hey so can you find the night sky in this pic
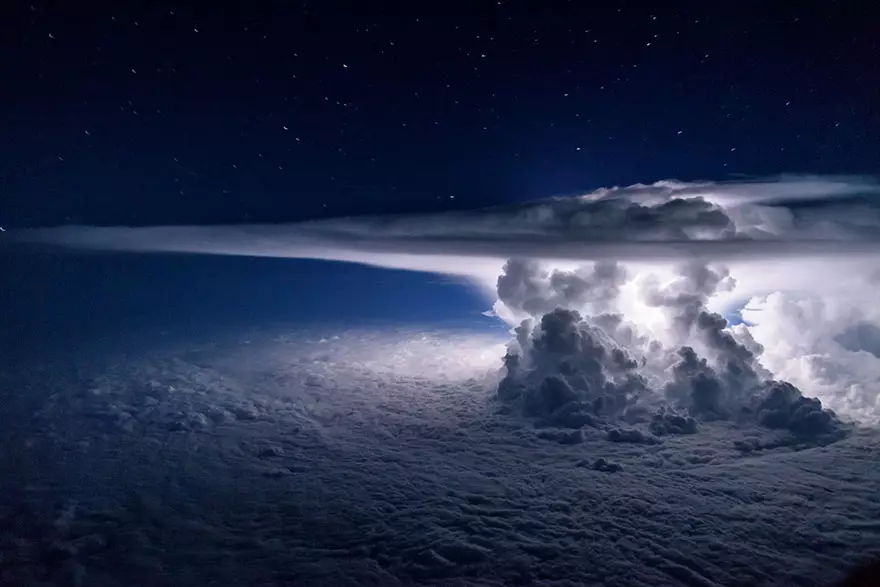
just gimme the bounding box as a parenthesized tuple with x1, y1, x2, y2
(6, 5, 880, 586)
(3, 1, 878, 228)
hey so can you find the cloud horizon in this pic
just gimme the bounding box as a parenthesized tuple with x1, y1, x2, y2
(6, 175, 880, 272)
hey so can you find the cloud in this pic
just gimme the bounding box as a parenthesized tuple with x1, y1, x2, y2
(649, 410, 699, 435)
(740, 292, 880, 424)
(494, 258, 849, 440)
(8, 176, 880, 270)
(639, 261, 736, 339)
(10, 325, 880, 586)
(836, 322, 880, 359)
(607, 427, 659, 444)
(498, 307, 653, 428)
(7, 174, 880, 425)
(494, 258, 627, 323)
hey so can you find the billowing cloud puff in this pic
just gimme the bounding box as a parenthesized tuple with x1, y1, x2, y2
(498, 307, 649, 428)
(494, 258, 627, 324)
(740, 292, 880, 424)
(494, 258, 848, 442)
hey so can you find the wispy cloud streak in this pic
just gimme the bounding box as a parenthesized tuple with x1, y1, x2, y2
(8, 176, 880, 269)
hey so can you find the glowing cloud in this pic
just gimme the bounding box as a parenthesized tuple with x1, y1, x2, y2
(8, 175, 880, 266)
(7, 174, 880, 424)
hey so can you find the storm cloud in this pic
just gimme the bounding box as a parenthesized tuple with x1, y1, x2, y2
(494, 258, 848, 441)
(7, 174, 880, 426)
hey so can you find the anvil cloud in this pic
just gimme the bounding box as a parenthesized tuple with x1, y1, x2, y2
(9, 175, 880, 266)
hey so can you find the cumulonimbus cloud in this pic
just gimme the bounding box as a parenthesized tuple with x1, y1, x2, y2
(6, 174, 880, 425)
(494, 258, 854, 438)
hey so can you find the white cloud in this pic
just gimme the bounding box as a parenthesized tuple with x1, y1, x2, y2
(492, 259, 858, 435)
(741, 292, 880, 423)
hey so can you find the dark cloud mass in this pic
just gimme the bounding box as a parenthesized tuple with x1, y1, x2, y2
(495, 258, 847, 444)
(499, 307, 650, 429)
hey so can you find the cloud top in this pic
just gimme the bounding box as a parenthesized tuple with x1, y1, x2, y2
(8, 175, 880, 266)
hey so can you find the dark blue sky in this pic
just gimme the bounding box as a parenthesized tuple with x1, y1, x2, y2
(3, 1, 878, 227)
(0, 248, 497, 362)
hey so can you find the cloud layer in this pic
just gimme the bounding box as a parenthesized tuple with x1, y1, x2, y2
(4, 327, 878, 586)
(9, 175, 880, 267)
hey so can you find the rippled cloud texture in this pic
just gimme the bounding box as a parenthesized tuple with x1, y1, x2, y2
(9, 327, 879, 585)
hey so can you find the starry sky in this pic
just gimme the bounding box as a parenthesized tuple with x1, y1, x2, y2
(2, 1, 878, 228)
